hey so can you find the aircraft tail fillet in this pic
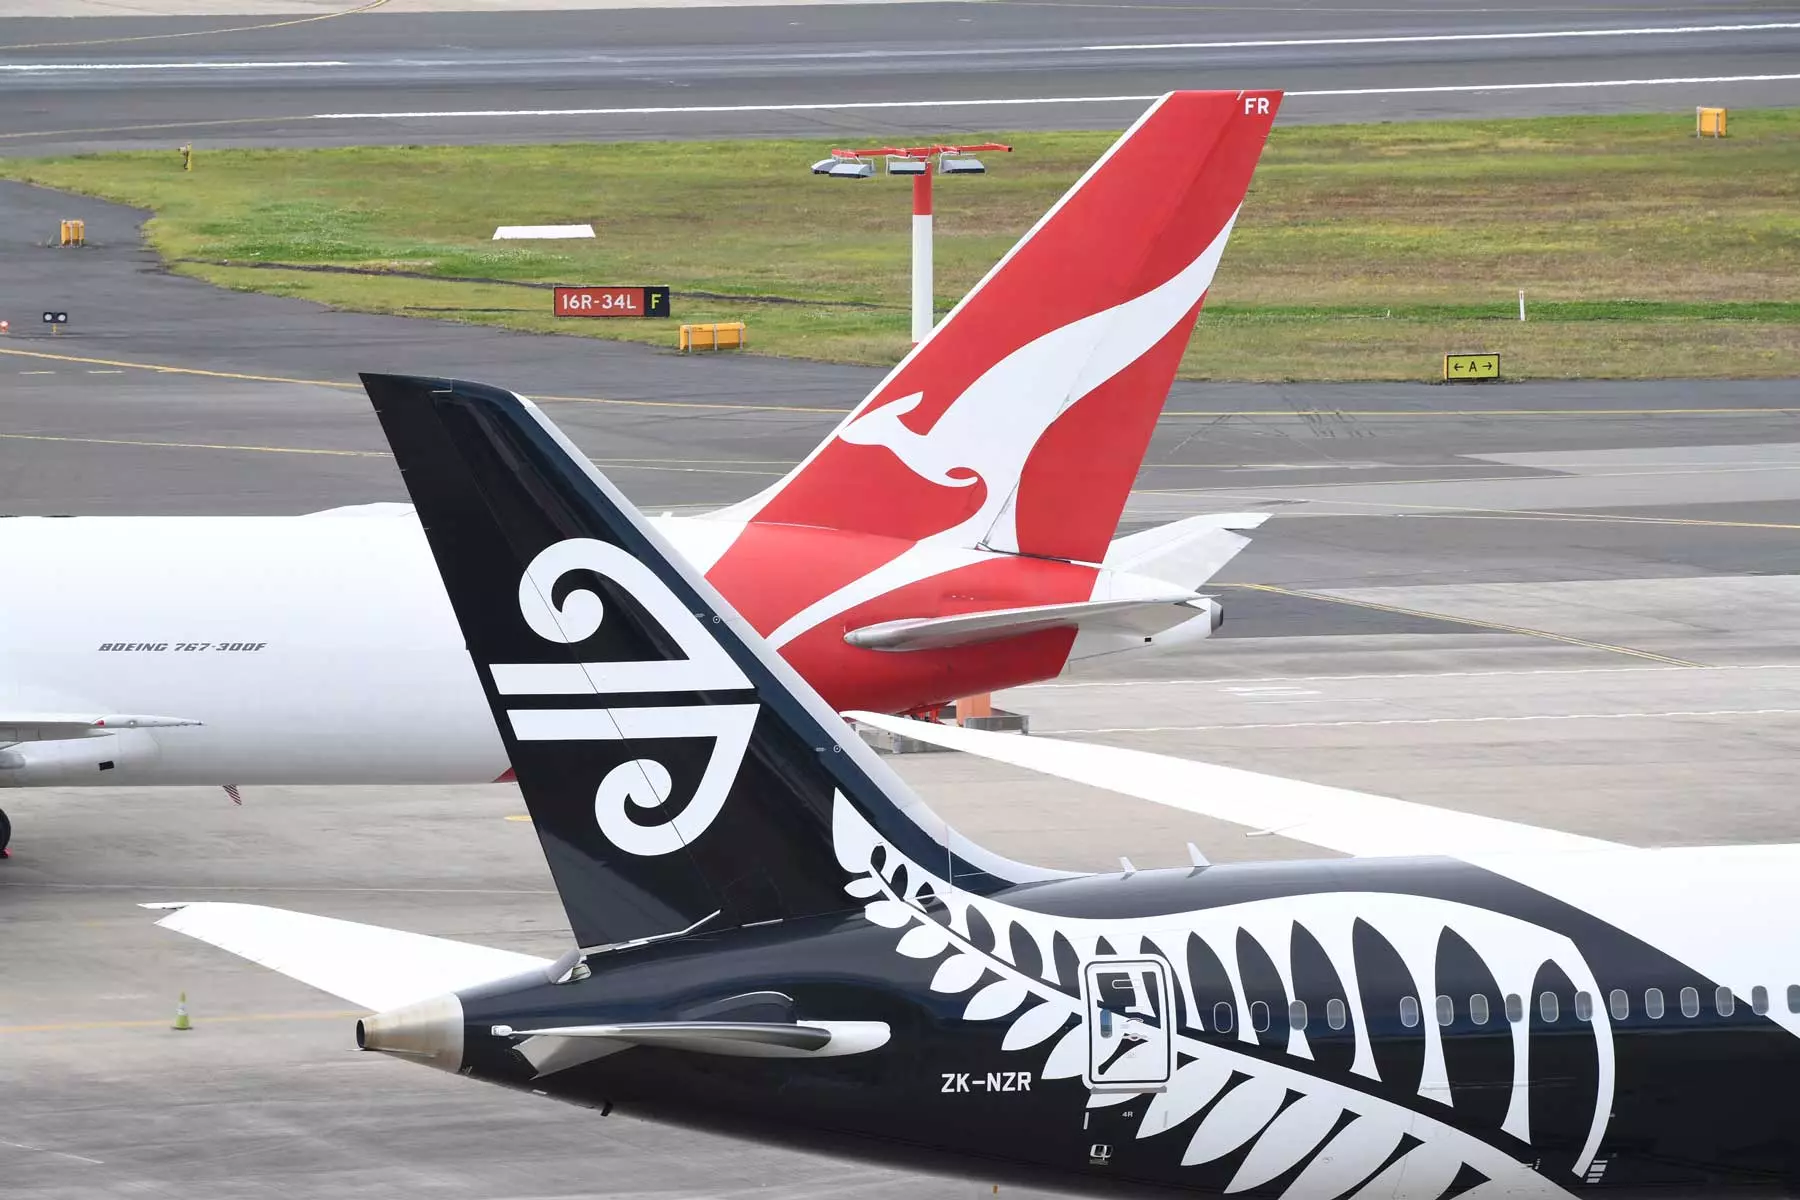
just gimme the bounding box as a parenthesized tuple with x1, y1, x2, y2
(361, 374, 1062, 954)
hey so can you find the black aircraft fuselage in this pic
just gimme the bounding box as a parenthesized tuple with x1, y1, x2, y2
(259, 371, 1800, 1200)
(395, 852, 1800, 1200)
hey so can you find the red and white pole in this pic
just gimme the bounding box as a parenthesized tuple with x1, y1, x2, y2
(911, 166, 933, 345)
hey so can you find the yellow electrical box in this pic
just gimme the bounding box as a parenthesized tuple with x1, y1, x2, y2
(1444, 353, 1499, 381)
(1696, 107, 1727, 138)
(58, 219, 85, 247)
(679, 321, 746, 352)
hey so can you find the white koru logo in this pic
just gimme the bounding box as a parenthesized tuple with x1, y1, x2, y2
(496, 538, 758, 858)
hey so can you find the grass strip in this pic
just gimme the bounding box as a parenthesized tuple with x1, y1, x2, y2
(3, 108, 1796, 381)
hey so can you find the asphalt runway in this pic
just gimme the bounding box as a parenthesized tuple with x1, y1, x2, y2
(6, 102, 1800, 1200)
(2, 0, 1799, 152)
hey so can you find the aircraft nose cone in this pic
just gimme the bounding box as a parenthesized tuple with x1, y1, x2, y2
(356, 992, 465, 1072)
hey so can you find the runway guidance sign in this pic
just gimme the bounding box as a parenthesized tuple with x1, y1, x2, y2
(553, 286, 670, 319)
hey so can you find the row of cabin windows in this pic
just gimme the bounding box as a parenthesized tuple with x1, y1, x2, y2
(1220, 984, 1796, 1035)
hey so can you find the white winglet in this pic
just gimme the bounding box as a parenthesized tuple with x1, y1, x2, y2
(149, 902, 550, 1012)
(844, 713, 1618, 861)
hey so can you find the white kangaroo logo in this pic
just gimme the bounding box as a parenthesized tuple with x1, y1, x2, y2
(765, 214, 1242, 649)
(832, 212, 1239, 515)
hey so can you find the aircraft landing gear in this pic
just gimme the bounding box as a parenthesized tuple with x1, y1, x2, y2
(0, 807, 10, 857)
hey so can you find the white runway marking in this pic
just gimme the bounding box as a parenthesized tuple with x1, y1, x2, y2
(307, 73, 1800, 123)
(1060, 708, 1800, 734)
(10, 21, 1795, 73)
(1087, 21, 1800, 52)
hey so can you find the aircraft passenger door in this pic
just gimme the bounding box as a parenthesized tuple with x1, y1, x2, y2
(1081, 957, 1175, 1092)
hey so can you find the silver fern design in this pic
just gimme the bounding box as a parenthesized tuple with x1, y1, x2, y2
(833, 796, 1613, 1200)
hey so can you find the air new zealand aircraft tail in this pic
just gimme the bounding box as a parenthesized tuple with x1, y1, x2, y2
(360, 374, 1066, 952)
(156, 367, 1800, 1200)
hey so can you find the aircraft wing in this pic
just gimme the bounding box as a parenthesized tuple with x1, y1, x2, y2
(148, 902, 550, 1012)
(844, 593, 1206, 652)
(844, 713, 1617, 860)
(0, 714, 202, 742)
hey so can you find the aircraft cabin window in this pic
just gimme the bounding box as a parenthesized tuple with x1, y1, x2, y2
(1789, 984, 1800, 1014)
(1213, 1002, 1234, 1034)
(1715, 986, 1735, 1017)
(1435, 995, 1453, 1027)
(1539, 992, 1560, 1023)
(1289, 1000, 1308, 1031)
(1400, 996, 1420, 1028)
(1574, 991, 1594, 1022)
(1505, 993, 1525, 1023)
(1609, 989, 1630, 1021)
(1681, 987, 1700, 1018)
(1753, 985, 1769, 1015)
(1327, 999, 1347, 1030)
(1645, 988, 1665, 1019)
(1469, 994, 1490, 1026)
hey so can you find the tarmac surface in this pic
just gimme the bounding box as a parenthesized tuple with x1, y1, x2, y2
(2, 0, 1799, 152)
(5, 120, 1800, 1200)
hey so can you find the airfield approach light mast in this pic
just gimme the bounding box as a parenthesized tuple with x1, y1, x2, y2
(810, 142, 1012, 344)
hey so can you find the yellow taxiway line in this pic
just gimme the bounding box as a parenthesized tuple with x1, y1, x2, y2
(1220, 582, 1709, 668)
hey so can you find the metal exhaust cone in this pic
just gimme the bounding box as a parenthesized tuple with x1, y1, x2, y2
(355, 993, 465, 1072)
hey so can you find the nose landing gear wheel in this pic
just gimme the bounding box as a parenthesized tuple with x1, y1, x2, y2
(0, 807, 10, 857)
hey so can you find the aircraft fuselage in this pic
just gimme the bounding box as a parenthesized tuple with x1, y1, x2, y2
(428, 853, 1800, 1198)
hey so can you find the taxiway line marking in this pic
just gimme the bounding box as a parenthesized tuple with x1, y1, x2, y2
(0, 345, 360, 389)
(1017, 663, 1800, 691)
(0, 0, 389, 53)
(0, 60, 351, 73)
(0, 881, 556, 893)
(5, 72, 1798, 142)
(0, 430, 788, 473)
(0, 1009, 360, 1034)
(0, 347, 836, 414)
(1086, 20, 1800, 51)
(0, 431, 388, 458)
(1139, 485, 1800, 532)
(1058, 708, 1800, 737)
(1161, 408, 1800, 418)
(0, 1138, 103, 1166)
(1058, 707, 1800, 735)
(1147, 461, 1800, 495)
(1, 350, 1788, 426)
(1329, 510, 1800, 532)
(1220, 582, 1709, 668)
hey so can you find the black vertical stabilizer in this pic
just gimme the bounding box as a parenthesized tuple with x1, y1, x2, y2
(362, 374, 1066, 952)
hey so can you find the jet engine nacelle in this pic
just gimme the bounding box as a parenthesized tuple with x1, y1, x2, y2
(0, 729, 160, 786)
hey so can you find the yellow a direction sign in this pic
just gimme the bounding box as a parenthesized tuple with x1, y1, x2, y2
(1444, 353, 1499, 381)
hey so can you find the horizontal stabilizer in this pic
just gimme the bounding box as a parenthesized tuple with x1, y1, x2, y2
(148, 902, 550, 1012)
(0, 714, 202, 743)
(844, 593, 1201, 652)
(1104, 512, 1270, 586)
(843, 714, 1618, 861)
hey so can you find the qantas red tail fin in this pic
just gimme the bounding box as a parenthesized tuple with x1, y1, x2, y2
(721, 90, 1280, 564)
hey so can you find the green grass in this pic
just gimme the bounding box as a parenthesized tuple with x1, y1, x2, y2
(4, 108, 1798, 381)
